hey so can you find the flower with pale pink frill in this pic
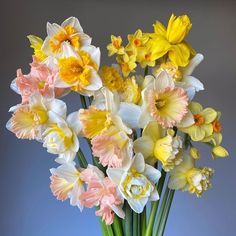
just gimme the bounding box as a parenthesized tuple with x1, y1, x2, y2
(11, 57, 69, 104)
(91, 126, 133, 168)
(80, 165, 125, 225)
(139, 70, 188, 128)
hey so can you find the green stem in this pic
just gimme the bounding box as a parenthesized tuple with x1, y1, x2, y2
(156, 190, 175, 236)
(145, 169, 166, 236)
(80, 94, 87, 109)
(144, 66, 148, 76)
(112, 215, 123, 236)
(153, 186, 170, 235)
(106, 225, 114, 236)
(125, 201, 133, 236)
(77, 149, 88, 168)
(141, 207, 146, 236)
(99, 217, 109, 236)
(133, 212, 138, 236)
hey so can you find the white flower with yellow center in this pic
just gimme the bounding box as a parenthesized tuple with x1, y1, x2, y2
(50, 162, 84, 210)
(43, 111, 81, 163)
(107, 153, 161, 213)
(168, 152, 214, 197)
(6, 93, 67, 140)
(139, 70, 189, 128)
(54, 43, 102, 96)
(134, 121, 183, 171)
(42, 17, 91, 57)
(152, 54, 204, 100)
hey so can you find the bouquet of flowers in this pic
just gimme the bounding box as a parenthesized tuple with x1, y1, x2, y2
(7, 14, 229, 236)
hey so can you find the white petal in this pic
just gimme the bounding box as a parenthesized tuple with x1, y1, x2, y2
(118, 103, 141, 129)
(149, 188, 159, 201)
(182, 53, 204, 76)
(106, 168, 124, 186)
(10, 78, 20, 94)
(67, 111, 82, 135)
(144, 165, 161, 184)
(111, 205, 125, 219)
(131, 153, 145, 173)
(183, 75, 204, 92)
(69, 184, 84, 211)
(61, 16, 83, 32)
(61, 42, 78, 58)
(84, 68, 102, 91)
(79, 33, 92, 47)
(177, 110, 194, 128)
(154, 70, 174, 92)
(47, 22, 62, 37)
(81, 45, 100, 68)
(133, 136, 154, 159)
(45, 98, 67, 118)
(128, 197, 148, 213)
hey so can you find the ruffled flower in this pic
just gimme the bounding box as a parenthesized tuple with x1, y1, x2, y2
(50, 162, 84, 210)
(80, 165, 124, 225)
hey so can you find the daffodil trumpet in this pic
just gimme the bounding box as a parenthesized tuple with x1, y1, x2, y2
(6, 15, 228, 236)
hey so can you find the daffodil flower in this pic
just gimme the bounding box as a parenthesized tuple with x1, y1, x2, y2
(6, 93, 67, 140)
(134, 121, 183, 171)
(168, 152, 214, 197)
(107, 153, 161, 213)
(42, 17, 92, 57)
(107, 35, 125, 56)
(50, 162, 84, 210)
(43, 111, 81, 163)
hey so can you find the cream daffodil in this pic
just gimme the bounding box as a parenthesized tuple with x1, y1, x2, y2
(107, 153, 161, 213)
(6, 93, 67, 140)
(139, 70, 188, 128)
(50, 162, 84, 210)
(134, 121, 183, 171)
(152, 54, 204, 100)
(149, 14, 194, 67)
(43, 111, 81, 163)
(168, 152, 214, 197)
(42, 17, 91, 57)
(179, 102, 217, 141)
(54, 43, 102, 96)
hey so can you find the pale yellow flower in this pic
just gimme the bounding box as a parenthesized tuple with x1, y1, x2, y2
(116, 53, 137, 77)
(107, 35, 125, 56)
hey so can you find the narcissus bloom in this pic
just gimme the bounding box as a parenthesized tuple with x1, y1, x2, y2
(139, 70, 188, 128)
(6, 93, 67, 140)
(168, 152, 214, 197)
(107, 153, 161, 213)
(134, 121, 183, 171)
(116, 53, 137, 77)
(80, 165, 124, 225)
(43, 112, 81, 163)
(107, 35, 125, 56)
(150, 14, 194, 67)
(180, 102, 217, 141)
(54, 43, 102, 95)
(42, 17, 91, 57)
(50, 162, 84, 210)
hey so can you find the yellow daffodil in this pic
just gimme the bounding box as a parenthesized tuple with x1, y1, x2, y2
(179, 102, 217, 141)
(27, 35, 47, 61)
(168, 152, 214, 197)
(99, 65, 124, 92)
(134, 121, 183, 171)
(149, 14, 194, 67)
(126, 29, 149, 51)
(116, 53, 137, 77)
(107, 35, 125, 56)
(120, 76, 141, 104)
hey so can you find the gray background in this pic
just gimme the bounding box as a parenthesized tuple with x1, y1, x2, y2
(1, 0, 236, 235)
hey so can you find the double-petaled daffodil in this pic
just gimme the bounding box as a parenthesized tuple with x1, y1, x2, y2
(149, 14, 194, 67)
(54, 43, 102, 95)
(91, 126, 133, 168)
(152, 54, 204, 100)
(6, 93, 67, 140)
(43, 111, 81, 163)
(27, 35, 47, 61)
(116, 53, 137, 77)
(50, 162, 84, 210)
(79, 87, 141, 139)
(42, 17, 91, 57)
(168, 152, 214, 197)
(80, 165, 124, 225)
(107, 35, 125, 56)
(139, 70, 188, 128)
(179, 102, 217, 141)
(107, 153, 161, 213)
(134, 121, 183, 171)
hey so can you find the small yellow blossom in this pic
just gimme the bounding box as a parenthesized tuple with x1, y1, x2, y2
(116, 53, 137, 77)
(190, 147, 200, 160)
(27, 35, 47, 61)
(212, 146, 229, 159)
(107, 35, 125, 56)
(99, 65, 124, 92)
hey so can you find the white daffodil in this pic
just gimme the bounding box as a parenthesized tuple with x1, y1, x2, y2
(50, 162, 84, 210)
(6, 93, 67, 140)
(134, 121, 183, 171)
(43, 111, 81, 163)
(42, 16, 92, 57)
(139, 70, 189, 128)
(168, 151, 214, 197)
(107, 153, 161, 213)
(152, 54, 204, 100)
(53, 42, 102, 96)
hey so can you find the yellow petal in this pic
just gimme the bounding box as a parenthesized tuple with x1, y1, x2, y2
(143, 121, 163, 142)
(201, 108, 217, 124)
(153, 21, 167, 37)
(212, 146, 229, 159)
(189, 102, 203, 114)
